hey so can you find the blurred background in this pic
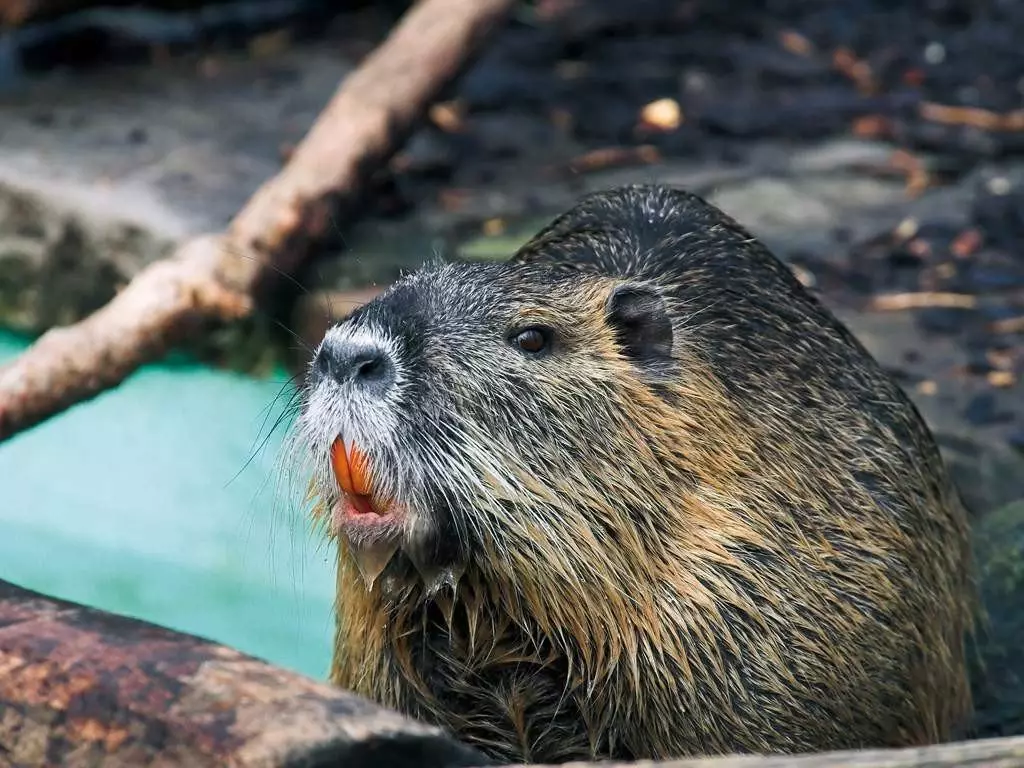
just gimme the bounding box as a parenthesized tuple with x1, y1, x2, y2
(0, 0, 1022, 689)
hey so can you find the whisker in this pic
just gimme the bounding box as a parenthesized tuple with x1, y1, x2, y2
(272, 317, 316, 357)
(221, 240, 316, 300)
(227, 374, 305, 489)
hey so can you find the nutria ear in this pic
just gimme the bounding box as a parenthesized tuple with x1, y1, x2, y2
(605, 283, 674, 364)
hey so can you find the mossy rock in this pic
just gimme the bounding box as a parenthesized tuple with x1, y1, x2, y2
(454, 216, 554, 263)
(968, 500, 1024, 738)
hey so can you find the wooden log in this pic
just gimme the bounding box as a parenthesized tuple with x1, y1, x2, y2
(1, 576, 1023, 767)
(0, 578, 493, 767)
(0, 0, 516, 443)
(533, 736, 1024, 768)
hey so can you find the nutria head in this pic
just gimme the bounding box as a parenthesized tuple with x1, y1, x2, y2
(295, 260, 696, 599)
(290, 185, 973, 763)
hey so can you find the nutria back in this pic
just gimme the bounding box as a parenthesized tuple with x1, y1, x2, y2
(294, 184, 974, 764)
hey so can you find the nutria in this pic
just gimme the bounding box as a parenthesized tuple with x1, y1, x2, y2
(291, 184, 974, 764)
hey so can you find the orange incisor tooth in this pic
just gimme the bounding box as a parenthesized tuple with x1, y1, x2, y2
(330, 438, 372, 497)
(348, 445, 372, 496)
(330, 438, 353, 495)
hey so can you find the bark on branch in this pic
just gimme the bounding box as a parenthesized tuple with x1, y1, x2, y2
(0, 0, 516, 442)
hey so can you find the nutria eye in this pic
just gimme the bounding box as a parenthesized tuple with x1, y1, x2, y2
(510, 326, 550, 355)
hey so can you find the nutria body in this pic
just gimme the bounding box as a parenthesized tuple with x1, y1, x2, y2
(293, 185, 974, 764)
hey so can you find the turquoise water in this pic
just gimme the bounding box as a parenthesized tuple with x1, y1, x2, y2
(0, 332, 336, 679)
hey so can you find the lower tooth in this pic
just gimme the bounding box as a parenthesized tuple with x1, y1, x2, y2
(350, 540, 400, 589)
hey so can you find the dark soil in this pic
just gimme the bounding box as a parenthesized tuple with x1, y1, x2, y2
(391, 0, 1024, 187)
(386, 0, 1024, 491)
(6, 0, 1023, 470)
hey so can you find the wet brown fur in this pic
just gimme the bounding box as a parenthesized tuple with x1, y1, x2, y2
(304, 185, 974, 764)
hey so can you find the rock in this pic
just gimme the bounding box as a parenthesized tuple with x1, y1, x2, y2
(0, 37, 355, 336)
(964, 392, 1015, 427)
(968, 500, 1024, 739)
(939, 433, 1024, 520)
(0, 578, 493, 768)
(707, 172, 908, 245)
(709, 177, 839, 230)
(835, 308, 1024, 517)
(0, 176, 174, 332)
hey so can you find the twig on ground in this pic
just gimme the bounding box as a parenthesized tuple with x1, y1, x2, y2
(887, 149, 930, 197)
(920, 102, 1024, 132)
(0, 0, 516, 443)
(868, 292, 977, 311)
(991, 316, 1024, 335)
(562, 145, 661, 175)
(832, 46, 876, 95)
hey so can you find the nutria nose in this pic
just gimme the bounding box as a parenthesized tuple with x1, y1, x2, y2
(313, 335, 396, 396)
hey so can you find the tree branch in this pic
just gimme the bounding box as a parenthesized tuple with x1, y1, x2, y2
(0, 0, 516, 442)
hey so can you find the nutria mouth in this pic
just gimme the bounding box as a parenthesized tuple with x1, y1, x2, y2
(328, 435, 408, 584)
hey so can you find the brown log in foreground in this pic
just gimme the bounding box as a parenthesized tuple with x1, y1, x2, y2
(0, 578, 493, 767)
(3, 575, 1024, 768)
(0, 0, 516, 443)
(531, 736, 1024, 768)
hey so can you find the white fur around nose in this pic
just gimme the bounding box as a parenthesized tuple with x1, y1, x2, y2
(319, 323, 400, 368)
